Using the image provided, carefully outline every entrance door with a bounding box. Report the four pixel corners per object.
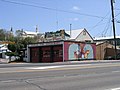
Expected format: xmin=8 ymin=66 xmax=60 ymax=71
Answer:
xmin=41 ymin=47 xmax=51 ymax=62
xmin=53 ymin=45 xmax=63 ymax=62
xmin=30 ymin=47 xmax=39 ymax=63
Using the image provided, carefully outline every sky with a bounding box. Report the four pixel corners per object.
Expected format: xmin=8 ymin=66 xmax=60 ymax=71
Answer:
xmin=0 ymin=0 xmax=120 ymax=37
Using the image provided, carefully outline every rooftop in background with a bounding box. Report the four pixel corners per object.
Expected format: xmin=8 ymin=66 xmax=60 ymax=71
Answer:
xmin=94 ymin=36 xmax=120 ymax=41
xmin=24 ymin=31 xmax=39 ymax=35
xmin=65 ymin=28 xmax=84 ymax=40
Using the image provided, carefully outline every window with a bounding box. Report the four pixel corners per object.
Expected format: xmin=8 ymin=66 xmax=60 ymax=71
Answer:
xmin=83 ymin=31 xmax=86 ymax=35
xmin=85 ymin=40 xmax=91 ymax=43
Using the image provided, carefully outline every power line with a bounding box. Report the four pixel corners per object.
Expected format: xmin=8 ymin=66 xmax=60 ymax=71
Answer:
xmin=0 ymin=0 xmax=109 ymax=19
xmin=94 ymin=18 xmax=111 ymax=37
xmin=89 ymin=12 xmax=110 ymax=31
xmin=102 ymin=17 xmax=111 ymax=36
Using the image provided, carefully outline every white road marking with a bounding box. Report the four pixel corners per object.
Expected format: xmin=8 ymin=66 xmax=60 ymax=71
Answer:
xmin=1 ymin=80 xmax=16 ymax=83
xmin=27 ymin=66 xmax=64 ymax=70
xmin=110 ymin=87 xmax=120 ymax=90
xmin=26 ymin=64 xmax=92 ymax=70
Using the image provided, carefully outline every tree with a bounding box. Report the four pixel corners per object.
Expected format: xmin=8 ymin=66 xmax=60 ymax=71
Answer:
xmin=0 ymin=29 xmax=6 ymax=41
xmin=6 ymin=43 xmax=18 ymax=62
xmin=22 ymin=37 xmax=36 ymax=48
xmin=6 ymin=36 xmax=37 ymax=62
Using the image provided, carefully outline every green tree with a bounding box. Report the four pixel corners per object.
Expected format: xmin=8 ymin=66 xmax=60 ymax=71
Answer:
xmin=0 ymin=29 xmax=6 ymax=41
xmin=22 ymin=37 xmax=36 ymax=48
xmin=6 ymin=36 xmax=37 ymax=62
xmin=8 ymin=43 xmax=16 ymax=52
xmin=6 ymin=43 xmax=18 ymax=62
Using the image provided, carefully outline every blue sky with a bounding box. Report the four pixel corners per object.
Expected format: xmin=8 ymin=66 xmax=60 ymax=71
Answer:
xmin=0 ymin=0 xmax=120 ymax=37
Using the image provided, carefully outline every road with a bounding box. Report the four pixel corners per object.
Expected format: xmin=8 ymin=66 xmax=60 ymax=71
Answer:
xmin=0 ymin=60 xmax=120 ymax=90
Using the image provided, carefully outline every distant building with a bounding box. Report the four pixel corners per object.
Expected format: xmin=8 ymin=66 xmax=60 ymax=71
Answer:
xmin=44 ymin=30 xmax=70 ymax=42
xmin=44 ymin=28 xmax=93 ymax=42
xmin=0 ymin=44 xmax=10 ymax=59
xmin=66 ymin=28 xmax=94 ymax=42
xmin=21 ymin=31 xmax=39 ymax=38
xmin=94 ymin=36 xmax=120 ymax=49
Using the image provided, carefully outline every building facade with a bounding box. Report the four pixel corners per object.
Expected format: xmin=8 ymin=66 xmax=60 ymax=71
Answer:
xmin=94 ymin=36 xmax=120 ymax=60
xmin=26 ymin=28 xmax=96 ymax=63
xmin=27 ymin=40 xmax=96 ymax=63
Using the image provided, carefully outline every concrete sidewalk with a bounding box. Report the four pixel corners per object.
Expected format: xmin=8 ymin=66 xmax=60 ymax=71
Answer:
xmin=1 ymin=59 xmax=120 ymax=65
xmin=8 ymin=59 xmax=120 ymax=65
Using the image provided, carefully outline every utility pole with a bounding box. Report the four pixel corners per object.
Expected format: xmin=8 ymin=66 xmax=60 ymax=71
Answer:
xmin=110 ymin=0 xmax=117 ymax=59
xmin=70 ymin=24 xmax=72 ymax=38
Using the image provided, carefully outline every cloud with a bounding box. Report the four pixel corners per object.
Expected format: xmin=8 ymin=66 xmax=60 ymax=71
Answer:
xmin=69 ymin=18 xmax=79 ymax=21
xmin=73 ymin=18 xmax=79 ymax=21
xmin=72 ymin=6 xmax=80 ymax=10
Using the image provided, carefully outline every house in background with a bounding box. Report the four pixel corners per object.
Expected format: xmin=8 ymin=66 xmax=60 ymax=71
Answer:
xmin=21 ymin=31 xmax=39 ymax=38
xmin=44 ymin=28 xmax=94 ymax=42
xmin=26 ymin=28 xmax=96 ymax=63
xmin=44 ymin=30 xmax=70 ymax=42
xmin=0 ymin=44 xmax=10 ymax=59
xmin=66 ymin=28 xmax=94 ymax=42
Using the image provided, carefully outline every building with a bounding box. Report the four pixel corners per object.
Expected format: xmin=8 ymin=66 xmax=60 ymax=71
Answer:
xmin=96 ymin=42 xmax=115 ymax=60
xmin=27 ymin=40 xmax=96 ymax=63
xmin=44 ymin=30 xmax=70 ymax=42
xmin=44 ymin=28 xmax=94 ymax=42
xmin=66 ymin=28 xmax=94 ymax=42
xmin=94 ymin=36 xmax=120 ymax=60
xmin=26 ymin=28 xmax=96 ymax=63
xmin=0 ymin=44 xmax=10 ymax=59
xmin=21 ymin=31 xmax=39 ymax=38
xmin=94 ymin=36 xmax=120 ymax=47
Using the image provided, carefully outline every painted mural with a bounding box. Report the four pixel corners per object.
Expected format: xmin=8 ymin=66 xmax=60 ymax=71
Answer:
xmin=64 ymin=42 xmax=96 ymax=61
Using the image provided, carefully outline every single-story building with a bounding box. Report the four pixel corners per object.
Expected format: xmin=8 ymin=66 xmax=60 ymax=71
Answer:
xmin=94 ymin=36 xmax=120 ymax=60
xmin=25 ymin=28 xmax=96 ymax=63
xmin=27 ymin=40 xmax=96 ymax=63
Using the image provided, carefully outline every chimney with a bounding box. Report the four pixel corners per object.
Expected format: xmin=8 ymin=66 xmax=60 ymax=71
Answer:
xmin=36 ymin=25 xmax=38 ymax=33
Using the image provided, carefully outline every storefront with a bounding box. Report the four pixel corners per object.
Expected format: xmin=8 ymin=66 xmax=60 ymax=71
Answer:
xmin=27 ymin=40 xmax=96 ymax=63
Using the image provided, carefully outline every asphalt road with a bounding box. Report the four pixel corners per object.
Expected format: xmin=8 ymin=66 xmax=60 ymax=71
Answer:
xmin=0 ymin=61 xmax=120 ymax=90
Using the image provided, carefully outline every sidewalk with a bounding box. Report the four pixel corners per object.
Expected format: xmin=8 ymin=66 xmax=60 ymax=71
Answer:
xmin=1 ymin=59 xmax=120 ymax=65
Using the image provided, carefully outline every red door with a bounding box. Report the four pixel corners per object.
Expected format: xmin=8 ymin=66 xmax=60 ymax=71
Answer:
xmin=41 ymin=47 xmax=51 ymax=62
xmin=53 ymin=45 xmax=63 ymax=62
xmin=30 ymin=47 xmax=39 ymax=63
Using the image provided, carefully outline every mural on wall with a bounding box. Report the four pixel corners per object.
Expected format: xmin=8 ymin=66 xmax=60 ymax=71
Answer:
xmin=68 ymin=43 xmax=94 ymax=60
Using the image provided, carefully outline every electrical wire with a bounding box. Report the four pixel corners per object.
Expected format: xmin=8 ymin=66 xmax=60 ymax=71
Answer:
xmin=89 ymin=12 xmax=110 ymax=31
xmin=102 ymin=17 xmax=111 ymax=36
xmin=0 ymin=0 xmax=109 ymax=19
xmin=94 ymin=16 xmax=111 ymax=37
